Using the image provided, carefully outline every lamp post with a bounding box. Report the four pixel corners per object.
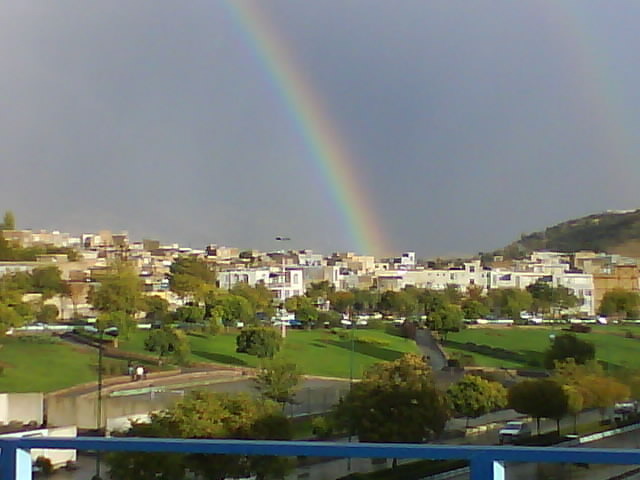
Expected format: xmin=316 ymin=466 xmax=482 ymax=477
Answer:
xmin=275 ymin=237 xmax=290 ymax=338
xmin=94 ymin=326 xmax=118 ymax=480
xmin=347 ymin=307 xmax=355 ymax=472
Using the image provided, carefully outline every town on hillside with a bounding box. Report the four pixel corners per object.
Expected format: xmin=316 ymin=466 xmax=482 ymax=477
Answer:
xmin=2 ymin=211 xmax=640 ymax=479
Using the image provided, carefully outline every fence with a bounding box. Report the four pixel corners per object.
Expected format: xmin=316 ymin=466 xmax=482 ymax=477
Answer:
xmin=2 ymin=437 xmax=640 ymax=480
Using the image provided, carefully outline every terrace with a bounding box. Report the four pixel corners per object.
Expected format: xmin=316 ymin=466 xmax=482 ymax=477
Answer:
xmin=1 ymin=437 xmax=640 ymax=480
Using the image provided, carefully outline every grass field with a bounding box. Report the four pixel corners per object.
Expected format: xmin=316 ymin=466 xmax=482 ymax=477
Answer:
xmin=444 ymin=324 xmax=640 ymax=370
xmin=119 ymin=328 xmax=419 ymax=378
xmin=0 ymin=336 xmax=100 ymax=392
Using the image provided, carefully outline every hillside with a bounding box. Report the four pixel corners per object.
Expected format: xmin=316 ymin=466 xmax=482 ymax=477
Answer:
xmin=495 ymin=209 xmax=640 ymax=259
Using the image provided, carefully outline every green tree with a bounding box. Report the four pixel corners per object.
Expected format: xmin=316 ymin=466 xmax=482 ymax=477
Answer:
xmin=333 ymin=353 xmax=449 ymax=466
xmin=317 ymin=310 xmax=342 ymax=328
xmin=96 ymin=311 xmax=136 ymax=340
xmin=508 ymin=379 xmax=568 ymax=433
xmin=211 ymin=294 xmax=254 ymax=327
xmin=488 ymin=288 xmax=533 ymax=322
xmin=379 ymin=290 xmax=419 ymax=318
xmin=0 ymin=304 xmax=24 ymax=335
xmin=1 ymin=211 xmax=15 ymax=230
xmin=551 ymin=286 xmax=580 ymax=316
xmin=89 ymin=262 xmax=144 ymax=315
xmin=174 ymin=305 xmax=206 ymax=324
xmin=144 ymin=327 xmax=191 ymax=365
xmin=599 ymin=289 xmax=640 ymax=319
xmin=230 ymin=283 xmax=275 ymax=320
xmin=352 ymin=289 xmax=380 ymax=313
xmin=563 ymin=385 xmax=584 ymax=434
xmin=544 ymin=333 xmax=595 ymax=369
xmin=31 ymin=266 xmax=66 ymax=299
xmin=526 ymin=281 xmax=553 ymax=315
xmin=305 ymin=281 xmax=335 ymax=302
xmin=36 ymin=304 xmax=59 ymax=323
xmin=446 ymin=375 xmax=507 ymax=427
xmin=236 ymin=327 xmax=282 ymax=358
xmin=552 ymin=358 xmax=629 ymax=420
xmin=284 ymin=296 xmax=318 ymax=328
xmin=107 ymin=391 xmax=293 ymax=480
xmin=169 ymin=257 xmax=215 ymax=299
xmin=144 ymin=296 xmax=170 ymax=325
xmin=329 ymin=291 xmax=355 ymax=314
xmin=461 ymin=299 xmax=489 ymax=320
xmin=442 ymin=285 xmax=463 ymax=305
xmin=429 ymin=304 xmax=463 ymax=339
xmin=254 ymin=357 xmax=302 ymax=407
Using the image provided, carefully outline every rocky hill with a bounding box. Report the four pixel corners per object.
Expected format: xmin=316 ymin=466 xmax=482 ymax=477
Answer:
xmin=493 ymin=209 xmax=640 ymax=259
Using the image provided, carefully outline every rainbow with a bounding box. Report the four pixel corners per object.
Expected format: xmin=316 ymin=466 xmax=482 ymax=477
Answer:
xmin=223 ymin=1 xmax=391 ymax=257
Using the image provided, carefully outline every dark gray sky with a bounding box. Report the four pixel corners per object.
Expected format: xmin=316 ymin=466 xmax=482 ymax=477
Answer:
xmin=2 ymin=1 xmax=640 ymax=257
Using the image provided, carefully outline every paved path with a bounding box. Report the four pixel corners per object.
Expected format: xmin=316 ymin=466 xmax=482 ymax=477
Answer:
xmin=415 ymin=329 xmax=447 ymax=370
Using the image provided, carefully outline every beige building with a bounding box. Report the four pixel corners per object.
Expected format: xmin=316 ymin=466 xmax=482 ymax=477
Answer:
xmin=593 ymin=264 xmax=640 ymax=313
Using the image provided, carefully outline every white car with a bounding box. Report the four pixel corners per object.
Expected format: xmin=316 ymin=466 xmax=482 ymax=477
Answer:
xmin=498 ymin=421 xmax=532 ymax=444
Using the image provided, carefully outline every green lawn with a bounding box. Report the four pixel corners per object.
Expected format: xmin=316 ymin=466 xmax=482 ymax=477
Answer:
xmin=444 ymin=325 xmax=640 ymax=370
xmin=0 ymin=336 xmax=100 ymax=392
xmin=119 ymin=328 xmax=419 ymax=378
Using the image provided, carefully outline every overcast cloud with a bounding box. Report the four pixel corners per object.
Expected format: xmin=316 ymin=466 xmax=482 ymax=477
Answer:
xmin=1 ymin=1 xmax=639 ymax=257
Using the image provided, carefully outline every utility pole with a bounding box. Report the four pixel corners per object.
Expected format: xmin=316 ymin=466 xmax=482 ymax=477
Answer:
xmin=94 ymin=329 xmax=104 ymax=480
xmin=275 ymin=236 xmax=291 ymax=338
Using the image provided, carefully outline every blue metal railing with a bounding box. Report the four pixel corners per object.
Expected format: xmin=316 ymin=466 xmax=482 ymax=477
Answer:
xmin=2 ymin=437 xmax=640 ymax=480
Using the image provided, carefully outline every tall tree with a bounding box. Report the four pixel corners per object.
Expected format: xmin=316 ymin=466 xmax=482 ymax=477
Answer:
xmin=544 ymin=333 xmax=595 ymax=369
xmin=254 ymin=357 xmax=302 ymax=407
xmin=0 ymin=304 xmax=24 ymax=335
xmin=487 ymin=288 xmax=533 ymax=322
xmin=210 ymin=294 xmax=254 ymax=327
xmin=107 ymin=391 xmax=293 ymax=480
xmin=236 ymin=327 xmax=282 ymax=359
xmin=31 ymin=266 xmax=66 ymax=300
xmin=599 ymin=289 xmax=640 ymax=319
xmin=429 ymin=304 xmax=464 ymax=339
xmin=333 ymin=354 xmax=449 ymax=459
xmin=144 ymin=327 xmax=191 ymax=365
xmin=169 ymin=256 xmax=215 ymax=300
xmin=230 ymin=283 xmax=275 ymax=320
xmin=446 ymin=375 xmax=507 ymax=427
xmin=526 ymin=281 xmax=553 ymax=315
xmin=508 ymin=379 xmax=568 ymax=433
xmin=89 ymin=262 xmax=144 ymax=315
xmin=1 ymin=210 xmax=15 ymax=230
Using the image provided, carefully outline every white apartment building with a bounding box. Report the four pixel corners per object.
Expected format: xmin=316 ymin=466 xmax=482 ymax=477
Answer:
xmin=267 ymin=267 xmax=305 ymax=300
xmin=217 ymin=268 xmax=271 ymax=290
xmin=218 ymin=267 xmax=304 ymax=301
xmin=295 ymin=250 xmax=325 ymax=267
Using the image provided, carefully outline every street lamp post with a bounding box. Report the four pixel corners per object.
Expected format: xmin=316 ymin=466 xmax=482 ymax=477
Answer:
xmin=94 ymin=329 xmax=104 ymax=480
xmin=94 ymin=327 xmax=118 ymax=480
xmin=275 ymin=237 xmax=290 ymax=338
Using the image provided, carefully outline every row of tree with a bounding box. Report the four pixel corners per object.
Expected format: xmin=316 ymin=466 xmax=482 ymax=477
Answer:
xmin=105 ymin=340 xmax=635 ymax=478
xmin=0 ymin=266 xmax=69 ymax=333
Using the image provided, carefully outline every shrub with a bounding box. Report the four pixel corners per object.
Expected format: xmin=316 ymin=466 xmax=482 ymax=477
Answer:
xmin=568 ymin=324 xmax=592 ymax=334
xmin=356 ymin=337 xmax=390 ymax=347
xmin=35 ymin=456 xmax=53 ymax=475
xmin=311 ymin=416 xmax=335 ymax=439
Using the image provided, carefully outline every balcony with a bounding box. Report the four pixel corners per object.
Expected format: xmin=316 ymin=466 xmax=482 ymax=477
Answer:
xmin=2 ymin=437 xmax=640 ymax=480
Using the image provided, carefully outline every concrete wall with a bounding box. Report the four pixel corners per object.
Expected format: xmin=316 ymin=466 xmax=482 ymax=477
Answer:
xmin=0 ymin=393 xmax=43 ymax=425
xmin=47 ymin=392 xmax=177 ymax=430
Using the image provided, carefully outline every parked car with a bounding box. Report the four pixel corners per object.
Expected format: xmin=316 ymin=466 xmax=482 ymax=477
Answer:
xmin=614 ymin=401 xmax=638 ymax=423
xmin=498 ymin=421 xmax=532 ymax=444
